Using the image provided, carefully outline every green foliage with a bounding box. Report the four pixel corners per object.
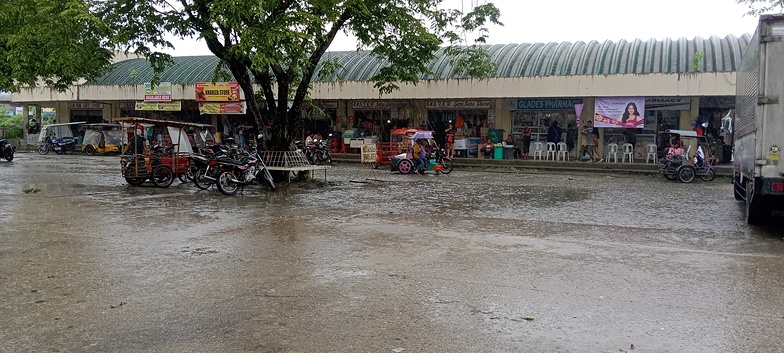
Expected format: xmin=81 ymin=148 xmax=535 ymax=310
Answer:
xmin=0 ymin=0 xmax=114 ymax=92
xmin=692 ymin=51 xmax=705 ymax=72
xmin=23 ymin=187 xmax=41 ymax=194
xmin=736 ymin=0 xmax=784 ymax=15
xmin=0 ymin=114 xmax=23 ymax=139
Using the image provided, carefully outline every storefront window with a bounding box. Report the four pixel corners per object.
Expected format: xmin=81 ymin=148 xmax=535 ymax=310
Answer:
xmin=511 ymin=111 xmax=576 ymax=142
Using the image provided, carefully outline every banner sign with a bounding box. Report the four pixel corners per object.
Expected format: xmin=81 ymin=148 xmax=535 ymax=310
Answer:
xmin=68 ymin=102 xmax=104 ymax=110
xmin=198 ymin=102 xmax=247 ymax=115
xmin=135 ymin=101 xmax=182 ymax=111
xmin=426 ymin=100 xmax=491 ymax=110
xmin=512 ymin=98 xmax=584 ymax=111
xmin=351 ymin=101 xmax=409 ymax=110
xmin=594 ymin=97 xmax=645 ymax=128
xmin=143 ymin=82 xmax=172 ymax=102
xmin=574 ymin=103 xmax=584 ymax=125
xmin=195 ymin=82 xmax=240 ymax=101
xmin=645 ymin=97 xmax=690 ymax=110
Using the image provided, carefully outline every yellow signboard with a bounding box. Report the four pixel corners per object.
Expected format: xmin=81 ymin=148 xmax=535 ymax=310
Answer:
xmin=195 ymin=82 xmax=240 ymax=101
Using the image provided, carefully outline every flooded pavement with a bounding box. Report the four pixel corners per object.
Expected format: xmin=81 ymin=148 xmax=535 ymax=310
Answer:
xmin=1 ymin=154 xmax=783 ymax=353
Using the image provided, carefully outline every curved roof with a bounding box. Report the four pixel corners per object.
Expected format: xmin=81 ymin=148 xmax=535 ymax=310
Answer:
xmin=87 ymin=34 xmax=751 ymax=85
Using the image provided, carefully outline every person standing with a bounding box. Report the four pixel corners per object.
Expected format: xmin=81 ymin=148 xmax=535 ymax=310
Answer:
xmin=581 ymin=122 xmax=602 ymax=162
xmin=445 ymin=122 xmax=455 ymax=158
xmin=566 ymin=123 xmax=577 ymax=155
xmin=521 ymin=123 xmax=532 ymax=160
xmin=547 ymin=120 xmax=562 ymax=144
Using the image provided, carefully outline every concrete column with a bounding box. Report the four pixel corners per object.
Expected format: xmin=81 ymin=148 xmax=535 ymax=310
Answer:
xmin=35 ymin=104 xmax=41 ymax=126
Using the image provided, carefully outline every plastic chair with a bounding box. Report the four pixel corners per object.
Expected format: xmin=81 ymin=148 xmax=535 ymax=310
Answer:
xmin=556 ymin=142 xmax=568 ymax=161
xmin=606 ymin=143 xmax=619 ymax=163
xmin=532 ymin=142 xmax=544 ymax=160
xmin=622 ymin=143 xmax=634 ymax=163
xmin=645 ymin=144 xmax=657 ymax=163
xmin=546 ymin=142 xmax=557 ymax=160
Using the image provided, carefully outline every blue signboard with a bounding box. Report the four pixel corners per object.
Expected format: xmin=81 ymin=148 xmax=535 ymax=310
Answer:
xmin=514 ymin=98 xmax=583 ymax=111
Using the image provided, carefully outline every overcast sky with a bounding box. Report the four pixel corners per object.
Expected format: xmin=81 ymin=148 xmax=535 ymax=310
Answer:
xmin=162 ymin=0 xmax=763 ymax=56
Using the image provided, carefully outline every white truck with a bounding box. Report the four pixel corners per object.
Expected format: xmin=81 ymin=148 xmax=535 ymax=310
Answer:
xmin=734 ymin=14 xmax=784 ymax=224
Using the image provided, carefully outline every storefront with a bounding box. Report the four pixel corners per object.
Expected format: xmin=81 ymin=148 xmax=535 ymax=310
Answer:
xmin=303 ymin=100 xmax=338 ymax=139
xmin=69 ymin=102 xmax=105 ymax=124
xmin=350 ymin=100 xmax=411 ymax=143
xmin=507 ymin=98 xmax=583 ymax=143
xmin=426 ymin=99 xmax=491 ymax=146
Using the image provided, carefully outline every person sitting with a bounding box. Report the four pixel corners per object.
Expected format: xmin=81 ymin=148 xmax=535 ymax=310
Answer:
xmin=668 ymin=141 xmax=685 ymax=159
xmin=482 ymin=138 xmax=495 ymax=159
xmin=505 ymin=134 xmax=520 ymax=159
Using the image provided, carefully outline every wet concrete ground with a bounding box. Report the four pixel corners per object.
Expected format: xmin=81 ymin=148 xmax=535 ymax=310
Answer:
xmin=1 ymin=154 xmax=783 ymax=353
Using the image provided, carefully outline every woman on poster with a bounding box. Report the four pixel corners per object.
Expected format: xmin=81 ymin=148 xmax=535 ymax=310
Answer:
xmin=620 ymin=102 xmax=643 ymax=128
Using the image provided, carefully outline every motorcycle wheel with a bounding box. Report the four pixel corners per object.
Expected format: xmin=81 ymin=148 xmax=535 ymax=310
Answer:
xmin=84 ymin=145 xmax=96 ymax=156
xmin=700 ymin=168 xmax=716 ymax=182
xmin=677 ymin=165 xmax=695 ymax=183
xmin=64 ymin=144 xmax=74 ymax=155
xmin=193 ymin=168 xmax=214 ymax=190
xmin=216 ymin=171 xmax=239 ymax=195
xmin=151 ymin=165 xmax=174 ymax=188
xmin=440 ymin=158 xmax=454 ymax=174
xmin=5 ymin=154 xmax=13 ymax=161
xmin=323 ymin=152 xmax=332 ymax=164
xmin=371 ymin=162 xmax=380 ymax=169
xmin=397 ymin=159 xmax=414 ymax=174
xmin=37 ymin=145 xmax=49 ymax=155
xmin=124 ymin=163 xmax=146 ymax=186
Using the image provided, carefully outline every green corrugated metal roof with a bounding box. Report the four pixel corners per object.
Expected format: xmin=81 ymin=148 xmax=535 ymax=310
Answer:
xmin=87 ymin=35 xmax=751 ymax=85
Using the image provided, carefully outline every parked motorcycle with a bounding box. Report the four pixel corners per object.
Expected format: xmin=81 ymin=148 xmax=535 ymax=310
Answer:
xmin=214 ymin=151 xmax=276 ymax=195
xmin=0 ymin=139 xmax=16 ymax=161
xmin=38 ymin=136 xmax=76 ymax=155
xmin=311 ymin=140 xmax=332 ymax=165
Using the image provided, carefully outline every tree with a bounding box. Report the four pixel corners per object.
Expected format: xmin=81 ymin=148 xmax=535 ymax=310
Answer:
xmin=96 ymin=0 xmax=502 ymax=150
xmin=736 ymin=0 xmax=784 ymax=15
xmin=0 ymin=0 xmax=114 ymax=92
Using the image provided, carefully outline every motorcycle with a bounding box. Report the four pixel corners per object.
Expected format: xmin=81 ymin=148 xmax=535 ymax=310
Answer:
xmin=214 ymin=151 xmax=276 ymax=195
xmin=312 ymin=140 xmax=332 ymax=165
xmin=38 ymin=136 xmax=76 ymax=155
xmin=0 ymin=139 xmax=16 ymax=161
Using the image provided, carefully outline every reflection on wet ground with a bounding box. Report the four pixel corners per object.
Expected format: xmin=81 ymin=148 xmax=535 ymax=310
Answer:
xmin=1 ymin=154 xmax=783 ymax=352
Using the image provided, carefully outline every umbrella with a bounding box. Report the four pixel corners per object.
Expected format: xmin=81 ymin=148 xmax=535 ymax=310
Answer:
xmin=410 ymin=130 xmax=434 ymax=139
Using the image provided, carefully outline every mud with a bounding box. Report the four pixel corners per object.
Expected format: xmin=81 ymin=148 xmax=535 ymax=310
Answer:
xmin=1 ymin=154 xmax=783 ymax=352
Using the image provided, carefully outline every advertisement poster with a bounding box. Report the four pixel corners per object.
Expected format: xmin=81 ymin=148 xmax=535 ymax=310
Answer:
xmin=594 ymin=97 xmax=645 ymax=128
xmin=198 ymin=102 xmax=246 ymax=115
xmin=195 ymin=82 xmax=240 ymax=101
xmin=143 ymin=82 xmax=172 ymax=101
xmin=135 ymin=101 xmax=182 ymax=111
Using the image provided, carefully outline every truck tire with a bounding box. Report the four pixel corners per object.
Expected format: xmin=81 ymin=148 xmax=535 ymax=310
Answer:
xmin=734 ymin=177 xmax=744 ymax=201
xmin=746 ymin=185 xmax=769 ymax=225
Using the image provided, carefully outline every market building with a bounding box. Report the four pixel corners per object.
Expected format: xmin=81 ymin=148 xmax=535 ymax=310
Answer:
xmin=9 ymin=34 xmax=748 ymax=157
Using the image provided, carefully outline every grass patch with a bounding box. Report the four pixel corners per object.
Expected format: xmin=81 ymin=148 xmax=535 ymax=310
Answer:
xmin=23 ymin=187 xmax=41 ymax=194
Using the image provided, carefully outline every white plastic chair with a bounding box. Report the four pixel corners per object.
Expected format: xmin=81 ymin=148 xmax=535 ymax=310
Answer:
xmin=645 ymin=144 xmax=657 ymax=163
xmin=606 ymin=143 xmax=619 ymax=163
xmin=622 ymin=143 xmax=634 ymax=163
xmin=532 ymin=142 xmax=544 ymax=160
xmin=556 ymin=142 xmax=568 ymax=161
xmin=546 ymin=142 xmax=557 ymax=160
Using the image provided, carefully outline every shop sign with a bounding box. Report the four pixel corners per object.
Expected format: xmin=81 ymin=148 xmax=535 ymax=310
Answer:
xmin=198 ymin=102 xmax=246 ymax=115
xmin=68 ymin=102 xmax=104 ymax=110
xmin=143 ymin=82 xmax=172 ymax=102
xmin=135 ymin=101 xmax=182 ymax=111
xmin=512 ymin=98 xmax=583 ymax=111
xmin=426 ymin=100 xmax=491 ymax=110
xmin=645 ymin=97 xmax=690 ymax=110
xmin=315 ymin=101 xmax=338 ymax=109
xmin=195 ymin=82 xmax=240 ymax=101
xmin=351 ymin=101 xmax=409 ymax=110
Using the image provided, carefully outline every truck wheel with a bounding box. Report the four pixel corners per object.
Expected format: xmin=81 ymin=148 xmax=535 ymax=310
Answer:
xmin=746 ymin=185 xmax=769 ymax=225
